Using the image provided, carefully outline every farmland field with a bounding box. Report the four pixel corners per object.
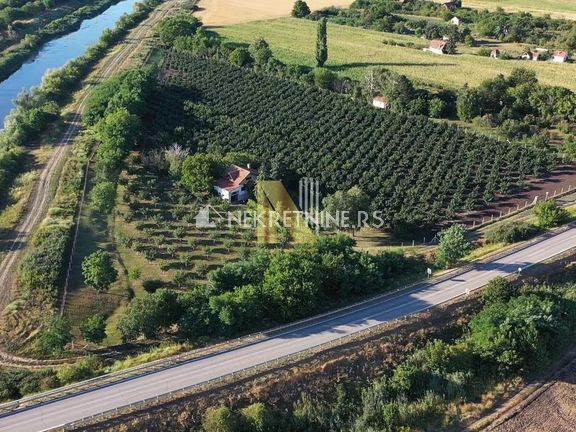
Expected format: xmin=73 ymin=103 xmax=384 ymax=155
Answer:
xmin=113 ymin=155 xmax=257 ymax=291
xmin=197 ymin=0 xmax=353 ymax=25
xmin=150 ymin=49 xmax=552 ymax=227
xmin=217 ymin=18 xmax=576 ymax=91
xmin=464 ymin=0 xmax=576 ymax=20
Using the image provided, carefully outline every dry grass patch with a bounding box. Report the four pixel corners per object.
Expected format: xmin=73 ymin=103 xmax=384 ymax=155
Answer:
xmin=463 ymin=0 xmax=576 ymax=20
xmin=197 ymin=0 xmax=353 ymax=25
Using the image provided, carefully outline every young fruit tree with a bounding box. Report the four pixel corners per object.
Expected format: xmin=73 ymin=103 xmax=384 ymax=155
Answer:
xmin=436 ymin=224 xmax=471 ymax=268
xmin=82 ymin=250 xmax=118 ymax=292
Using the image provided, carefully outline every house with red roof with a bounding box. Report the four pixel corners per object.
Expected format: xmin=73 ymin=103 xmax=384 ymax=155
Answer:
xmin=214 ymin=164 xmax=257 ymax=203
xmin=425 ymin=39 xmax=448 ymax=55
xmin=553 ymin=50 xmax=570 ymax=63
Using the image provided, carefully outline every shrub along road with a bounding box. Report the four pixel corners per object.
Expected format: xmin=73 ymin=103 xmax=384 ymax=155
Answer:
xmin=1 ymin=225 xmax=575 ymax=432
xmin=0 ymin=0 xmax=175 ymax=312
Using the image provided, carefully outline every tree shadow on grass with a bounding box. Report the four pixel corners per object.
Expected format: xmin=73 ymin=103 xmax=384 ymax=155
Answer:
xmin=329 ymin=61 xmax=458 ymax=72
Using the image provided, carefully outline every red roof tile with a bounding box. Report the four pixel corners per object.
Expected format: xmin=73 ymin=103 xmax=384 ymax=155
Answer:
xmin=429 ymin=39 xmax=447 ymax=50
xmin=215 ymin=165 xmax=256 ymax=192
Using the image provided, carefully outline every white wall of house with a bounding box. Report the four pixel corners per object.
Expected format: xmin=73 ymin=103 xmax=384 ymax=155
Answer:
xmin=427 ymin=48 xmax=445 ymax=55
xmin=214 ymin=186 xmax=231 ymax=200
xmin=553 ymin=55 xmax=568 ymax=63
xmin=214 ymin=185 xmax=249 ymax=202
xmin=372 ymin=99 xmax=389 ymax=109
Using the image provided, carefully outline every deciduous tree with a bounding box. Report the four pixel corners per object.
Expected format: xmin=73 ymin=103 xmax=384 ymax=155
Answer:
xmin=82 ymin=250 xmax=118 ymax=292
xmin=292 ymin=0 xmax=311 ymax=18
xmin=80 ymin=314 xmax=107 ymax=344
xmin=436 ymin=224 xmax=471 ymax=268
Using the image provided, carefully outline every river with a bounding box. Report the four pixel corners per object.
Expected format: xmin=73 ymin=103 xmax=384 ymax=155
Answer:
xmin=0 ymin=0 xmax=141 ymax=126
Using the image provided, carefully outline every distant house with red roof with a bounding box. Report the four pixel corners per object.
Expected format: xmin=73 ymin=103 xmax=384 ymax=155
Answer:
xmin=214 ymin=164 xmax=257 ymax=203
xmin=553 ymin=50 xmax=570 ymax=63
xmin=425 ymin=39 xmax=449 ymax=55
xmin=372 ymin=96 xmax=390 ymax=110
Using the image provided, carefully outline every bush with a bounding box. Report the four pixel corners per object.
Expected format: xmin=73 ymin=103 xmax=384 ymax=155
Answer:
xmin=477 ymin=48 xmax=492 ymax=57
xmin=313 ymin=67 xmax=337 ymax=90
xmin=203 ymin=406 xmax=244 ymax=432
xmin=158 ymin=14 xmax=202 ymax=45
xmin=18 ymin=225 xmax=70 ymax=296
xmin=485 ymin=221 xmax=539 ymax=244
xmin=0 ymin=369 xmax=57 ymax=402
xmin=82 ymin=250 xmax=118 ymax=292
xmin=534 ymin=200 xmax=570 ymax=228
xmin=128 ymin=267 xmax=141 ymax=280
xmin=229 ymin=48 xmax=252 ymax=67
xmin=482 ymin=277 xmax=518 ymax=304
xmin=470 ymin=294 xmax=570 ymax=371
xmin=56 ymin=356 xmax=103 ymax=384
xmin=436 ymin=224 xmax=471 ymax=268
xmin=35 ymin=315 xmax=72 ymax=356
xmin=80 ymin=314 xmax=107 ymax=344
xmin=292 ymin=0 xmax=311 ymax=18
xmin=118 ymin=289 xmax=182 ymax=340
xmin=428 ymin=97 xmax=447 ymax=118
xmin=90 ymin=181 xmax=117 ymax=213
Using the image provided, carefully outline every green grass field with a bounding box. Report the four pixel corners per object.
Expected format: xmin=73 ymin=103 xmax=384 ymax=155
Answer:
xmin=464 ymin=0 xmax=576 ymax=20
xmin=217 ymin=18 xmax=576 ymax=91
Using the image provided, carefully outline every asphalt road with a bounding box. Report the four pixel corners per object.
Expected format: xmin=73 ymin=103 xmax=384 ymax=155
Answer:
xmin=1 ymin=226 xmax=575 ymax=432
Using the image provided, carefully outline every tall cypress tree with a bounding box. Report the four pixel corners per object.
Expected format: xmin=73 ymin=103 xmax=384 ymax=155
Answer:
xmin=316 ymin=18 xmax=328 ymax=67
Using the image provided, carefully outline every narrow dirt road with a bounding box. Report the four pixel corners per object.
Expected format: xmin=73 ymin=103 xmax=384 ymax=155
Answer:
xmin=0 ymin=1 xmax=175 ymax=313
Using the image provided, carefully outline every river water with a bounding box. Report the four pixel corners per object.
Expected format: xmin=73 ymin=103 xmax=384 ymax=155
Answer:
xmin=0 ymin=0 xmax=141 ymax=126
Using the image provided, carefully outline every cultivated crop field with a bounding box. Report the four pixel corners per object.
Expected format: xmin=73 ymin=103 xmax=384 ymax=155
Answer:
xmin=151 ymin=50 xmax=552 ymax=227
xmin=114 ymin=154 xmax=256 ymax=291
xmin=197 ymin=0 xmax=353 ymax=25
xmin=217 ymin=18 xmax=576 ymax=91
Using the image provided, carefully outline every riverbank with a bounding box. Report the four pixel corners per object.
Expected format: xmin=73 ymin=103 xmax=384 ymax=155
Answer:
xmin=0 ymin=0 xmax=127 ymax=84
xmin=0 ymin=0 xmax=143 ymax=125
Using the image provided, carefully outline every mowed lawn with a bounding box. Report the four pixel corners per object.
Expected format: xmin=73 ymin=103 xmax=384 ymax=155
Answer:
xmin=463 ymin=0 xmax=576 ymax=20
xmin=218 ymin=18 xmax=576 ymax=91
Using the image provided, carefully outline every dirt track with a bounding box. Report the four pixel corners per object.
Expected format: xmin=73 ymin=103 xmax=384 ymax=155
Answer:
xmin=490 ymin=359 xmax=576 ymax=432
xmin=0 ymin=0 xmax=176 ymax=362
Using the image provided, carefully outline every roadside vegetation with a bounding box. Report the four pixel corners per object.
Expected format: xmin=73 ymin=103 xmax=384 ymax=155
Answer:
xmin=169 ymin=277 xmax=576 ymax=432
xmin=117 ymin=235 xmax=422 ymax=341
